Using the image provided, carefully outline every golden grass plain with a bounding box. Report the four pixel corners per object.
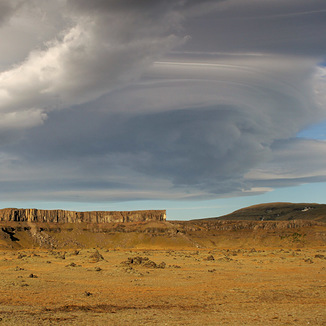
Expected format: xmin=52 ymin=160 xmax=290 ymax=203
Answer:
xmin=0 ymin=247 xmax=325 ymax=325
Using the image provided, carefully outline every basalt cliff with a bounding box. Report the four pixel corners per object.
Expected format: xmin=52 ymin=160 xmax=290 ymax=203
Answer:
xmin=0 ymin=208 xmax=166 ymax=224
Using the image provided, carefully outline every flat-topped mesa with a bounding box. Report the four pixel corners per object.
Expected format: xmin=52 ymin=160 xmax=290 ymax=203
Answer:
xmin=0 ymin=208 xmax=166 ymax=223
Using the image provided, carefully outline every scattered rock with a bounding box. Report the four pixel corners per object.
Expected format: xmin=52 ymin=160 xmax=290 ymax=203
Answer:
xmin=315 ymin=254 xmax=325 ymax=259
xmin=14 ymin=266 xmax=24 ymax=271
xmin=50 ymin=251 xmax=66 ymax=259
xmin=94 ymin=267 xmax=102 ymax=271
xmin=124 ymin=267 xmax=143 ymax=276
xmin=84 ymin=291 xmax=92 ymax=297
xmin=121 ymin=256 xmax=164 ymax=269
xmin=66 ymin=262 xmax=77 ymax=267
xmin=28 ymin=273 xmax=38 ymax=278
xmin=142 ymin=260 xmax=157 ymax=268
xmin=17 ymin=253 xmax=27 ymax=259
xmin=157 ymin=262 xmax=166 ymax=269
xmin=89 ymin=250 xmax=104 ymax=263
xmin=204 ymin=255 xmax=215 ymax=261
xmin=133 ymin=256 xmax=148 ymax=265
xmin=51 ymin=251 xmax=66 ymax=259
xmin=121 ymin=256 xmax=147 ymax=266
xmin=31 ymin=253 xmax=40 ymax=257
xmin=304 ymin=258 xmax=313 ymax=264
xmin=217 ymin=256 xmax=233 ymax=262
xmin=67 ymin=250 xmax=80 ymax=256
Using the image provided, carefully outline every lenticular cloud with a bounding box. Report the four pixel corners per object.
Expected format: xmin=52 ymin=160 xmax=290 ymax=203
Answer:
xmin=0 ymin=0 xmax=326 ymax=202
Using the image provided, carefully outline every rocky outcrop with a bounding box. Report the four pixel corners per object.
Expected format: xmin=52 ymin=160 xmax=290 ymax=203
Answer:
xmin=175 ymin=219 xmax=325 ymax=232
xmin=0 ymin=208 xmax=166 ymax=223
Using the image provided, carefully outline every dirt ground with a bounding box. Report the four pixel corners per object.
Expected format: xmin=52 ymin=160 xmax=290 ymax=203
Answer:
xmin=0 ymin=248 xmax=325 ymax=325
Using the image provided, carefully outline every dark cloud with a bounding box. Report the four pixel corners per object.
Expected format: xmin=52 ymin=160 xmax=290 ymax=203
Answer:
xmin=0 ymin=2 xmax=17 ymax=26
xmin=68 ymin=0 xmax=220 ymax=13
xmin=16 ymin=106 xmax=268 ymax=180
xmin=245 ymin=138 xmax=326 ymax=189
xmin=6 ymin=101 xmax=326 ymax=201
xmin=182 ymin=0 xmax=326 ymax=55
xmin=0 ymin=1 xmax=28 ymax=27
xmin=68 ymin=0 xmax=172 ymax=13
xmin=0 ymin=4 xmax=12 ymax=25
xmin=67 ymin=0 xmax=224 ymax=41
xmin=1 ymin=0 xmax=326 ymax=202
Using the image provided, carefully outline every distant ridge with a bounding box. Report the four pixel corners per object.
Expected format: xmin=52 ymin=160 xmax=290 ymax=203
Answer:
xmin=0 ymin=204 xmax=325 ymax=250
xmin=195 ymin=202 xmax=326 ymax=223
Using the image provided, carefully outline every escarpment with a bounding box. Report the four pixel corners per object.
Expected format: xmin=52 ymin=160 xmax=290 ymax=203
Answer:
xmin=0 ymin=208 xmax=166 ymax=223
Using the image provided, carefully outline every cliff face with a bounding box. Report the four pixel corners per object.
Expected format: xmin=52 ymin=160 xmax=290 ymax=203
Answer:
xmin=0 ymin=208 xmax=166 ymax=223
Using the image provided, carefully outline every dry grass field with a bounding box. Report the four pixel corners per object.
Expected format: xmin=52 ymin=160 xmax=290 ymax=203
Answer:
xmin=0 ymin=247 xmax=325 ymax=325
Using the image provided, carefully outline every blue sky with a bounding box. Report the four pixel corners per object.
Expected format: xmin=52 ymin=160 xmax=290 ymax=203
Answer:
xmin=0 ymin=1 xmax=326 ymax=220
xmin=297 ymin=120 xmax=326 ymax=140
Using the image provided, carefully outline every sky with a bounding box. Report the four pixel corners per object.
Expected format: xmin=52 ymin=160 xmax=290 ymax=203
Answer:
xmin=1 ymin=0 xmax=326 ymax=220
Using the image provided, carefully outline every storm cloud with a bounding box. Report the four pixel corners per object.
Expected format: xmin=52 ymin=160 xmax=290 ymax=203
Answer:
xmin=0 ymin=0 xmax=326 ymax=203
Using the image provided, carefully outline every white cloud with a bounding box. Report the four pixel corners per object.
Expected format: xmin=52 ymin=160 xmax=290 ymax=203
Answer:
xmin=0 ymin=1 xmax=24 ymax=26
xmin=0 ymin=0 xmax=190 ymax=138
xmin=314 ymin=65 xmax=326 ymax=108
xmin=0 ymin=110 xmax=46 ymax=130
